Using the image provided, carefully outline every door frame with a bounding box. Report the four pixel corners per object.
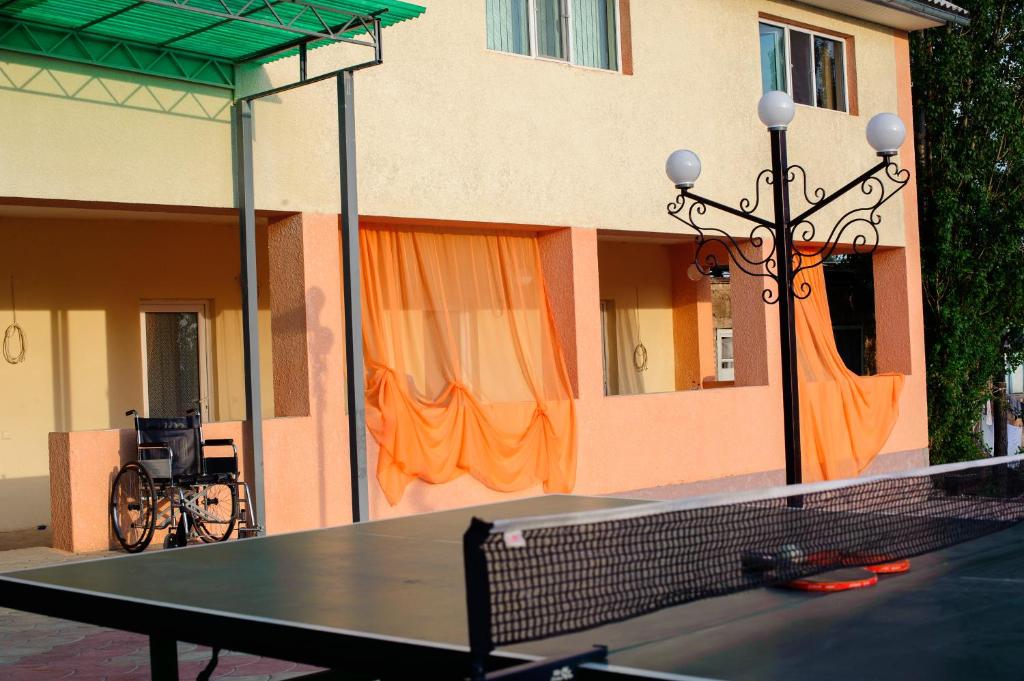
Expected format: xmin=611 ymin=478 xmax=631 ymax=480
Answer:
xmin=139 ymin=301 xmax=214 ymax=421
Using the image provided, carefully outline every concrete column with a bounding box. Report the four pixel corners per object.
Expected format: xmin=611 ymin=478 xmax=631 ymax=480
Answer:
xmin=731 ymin=245 xmax=772 ymax=388
xmin=538 ymin=228 xmax=580 ymax=397
xmin=262 ymin=213 xmax=351 ymax=532
xmin=671 ymin=243 xmax=714 ymax=390
xmin=873 ymin=248 xmax=913 ymax=376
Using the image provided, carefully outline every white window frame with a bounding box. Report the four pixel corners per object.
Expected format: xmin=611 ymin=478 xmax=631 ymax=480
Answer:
xmin=716 ymin=328 xmax=735 ymax=382
xmin=140 ymin=301 xmax=214 ymax=422
xmin=759 ymin=19 xmax=850 ymax=114
xmin=600 ymin=299 xmax=613 ymax=395
xmin=485 ymin=0 xmax=622 ymax=73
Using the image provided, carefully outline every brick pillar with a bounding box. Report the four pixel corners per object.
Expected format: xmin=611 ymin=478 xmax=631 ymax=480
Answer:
xmin=268 ymin=215 xmax=311 ymax=417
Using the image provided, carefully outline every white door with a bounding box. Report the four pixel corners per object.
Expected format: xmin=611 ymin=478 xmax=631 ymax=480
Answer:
xmin=716 ymin=328 xmax=735 ymax=381
xmin=140 ymin=302 xmax=213 ymax=420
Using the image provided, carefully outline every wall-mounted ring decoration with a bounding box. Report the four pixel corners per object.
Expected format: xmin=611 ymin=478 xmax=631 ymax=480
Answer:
xmin=4 ymin=276 xmax=26 ymax=365
xmin=632 ymin=288 xmax=648 ymax=373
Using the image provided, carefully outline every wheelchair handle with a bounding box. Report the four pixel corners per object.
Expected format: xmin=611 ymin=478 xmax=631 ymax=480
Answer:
xmin=126 ymin=409 xmax=137 ymax=417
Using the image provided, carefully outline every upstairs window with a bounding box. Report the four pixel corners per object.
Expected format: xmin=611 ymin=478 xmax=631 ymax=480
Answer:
xmin=486 ymin=0 xmax=619 ymax=71
xmin=759 ymin=20 xmax=848 ymax=113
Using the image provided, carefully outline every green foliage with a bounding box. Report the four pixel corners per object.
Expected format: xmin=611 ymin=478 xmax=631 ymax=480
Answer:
xmin=911 ymin=1 xmax=1024 ymax=462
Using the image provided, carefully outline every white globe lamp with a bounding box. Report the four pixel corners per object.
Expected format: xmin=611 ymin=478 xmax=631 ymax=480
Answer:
xmin=666 ymin=149 xmax=702 ymax=188
xmin=866 ymin=113 xmax=906 ymax=156
xmin=757 ymin=91 xmax=796 ymax=130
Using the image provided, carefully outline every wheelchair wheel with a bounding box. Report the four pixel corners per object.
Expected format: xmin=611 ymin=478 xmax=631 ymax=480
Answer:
xmin=194 ymin=482 xmax=238 ymax=543
xmin=110 ymin=462 xmax=156 ymax=553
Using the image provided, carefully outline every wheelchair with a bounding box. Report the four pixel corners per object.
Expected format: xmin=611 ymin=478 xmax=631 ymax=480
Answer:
xmin=109 ymin=408 xmax=261 ymax=552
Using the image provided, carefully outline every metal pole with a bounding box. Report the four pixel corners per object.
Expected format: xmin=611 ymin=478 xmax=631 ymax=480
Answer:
xmin=769 ymin=128 xmax=802 ymax=486
xmin=338 ymin=70 xmax=369 ymax=522
xmin=233 ymin=100 xmax=267 ymax=532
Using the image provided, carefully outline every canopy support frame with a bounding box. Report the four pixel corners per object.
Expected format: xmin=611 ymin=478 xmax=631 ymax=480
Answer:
xmin=234 ymin=24 xmax=381 ymax=530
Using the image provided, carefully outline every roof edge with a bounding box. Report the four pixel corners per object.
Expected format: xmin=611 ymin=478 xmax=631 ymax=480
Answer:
xmin=873 ymin=0 xmax=970 ymax=27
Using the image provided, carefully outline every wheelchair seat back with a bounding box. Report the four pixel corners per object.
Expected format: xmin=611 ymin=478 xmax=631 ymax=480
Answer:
xmin=136 ymin=414 xmax=201 ymax=479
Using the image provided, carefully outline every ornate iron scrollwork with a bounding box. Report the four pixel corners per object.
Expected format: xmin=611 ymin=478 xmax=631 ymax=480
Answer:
xmin=666 ymin=158 xmax=909 ymax=304
xmin=790 ymin=160 xmax=910 ymax=288
xmin=786 ymin=164 xmax=826 ymax=209
xmin=739 ymin=169 xmax=774 ymax=216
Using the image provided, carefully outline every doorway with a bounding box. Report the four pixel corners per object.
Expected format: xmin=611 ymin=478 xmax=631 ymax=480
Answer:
xmin=140 ymin=302 xmax=213 ymax=420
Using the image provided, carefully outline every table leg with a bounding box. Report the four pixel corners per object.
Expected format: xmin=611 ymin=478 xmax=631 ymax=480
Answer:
xmin=149 ymin=635 xmax=179 ymax=681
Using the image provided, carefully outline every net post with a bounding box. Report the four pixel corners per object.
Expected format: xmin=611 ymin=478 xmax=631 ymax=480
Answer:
xmin=464 ymin=518 xmax=495 ymax=681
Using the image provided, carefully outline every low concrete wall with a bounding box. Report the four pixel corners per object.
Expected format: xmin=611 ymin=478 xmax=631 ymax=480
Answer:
xmin=49 ymin=417 xmax=351 ymax=553
xmin=612 ymin=447 xmax=930 ymax=500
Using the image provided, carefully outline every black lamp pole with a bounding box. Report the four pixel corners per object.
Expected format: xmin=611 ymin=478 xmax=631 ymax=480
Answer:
xmin=768 ymin=128 xmax=803 ymax=485
xmin=665 ymin=95 xmax=910 ymax=486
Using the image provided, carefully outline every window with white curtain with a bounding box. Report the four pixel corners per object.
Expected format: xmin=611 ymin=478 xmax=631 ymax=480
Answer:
xmin=758 ymin=20 xmax=848 ymax=113
xmin=486 ymin=0 xmax=619 ymax=71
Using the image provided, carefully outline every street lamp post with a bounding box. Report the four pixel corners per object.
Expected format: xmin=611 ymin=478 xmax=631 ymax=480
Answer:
xmin=665 ymin=91 xmax=910 ymax=485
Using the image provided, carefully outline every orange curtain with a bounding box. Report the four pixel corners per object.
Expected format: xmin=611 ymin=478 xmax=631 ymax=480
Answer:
xmin=795 ymin=257 xmax=904 ymax=481
xmin=360 ymin=227 xmax=577 ymax=505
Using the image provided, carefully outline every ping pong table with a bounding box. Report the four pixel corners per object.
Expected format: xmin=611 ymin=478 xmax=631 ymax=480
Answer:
xmin=1 ymin=492 xmax=1023 ymax=681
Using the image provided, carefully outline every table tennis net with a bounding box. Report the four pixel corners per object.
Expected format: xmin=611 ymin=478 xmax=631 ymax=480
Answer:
xmin=463 ymin=456 xmax=1024 ymax=650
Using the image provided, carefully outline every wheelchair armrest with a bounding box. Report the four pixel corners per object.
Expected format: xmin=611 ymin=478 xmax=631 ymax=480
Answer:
xmin=201 ymin=439 xmax=238 ymax=477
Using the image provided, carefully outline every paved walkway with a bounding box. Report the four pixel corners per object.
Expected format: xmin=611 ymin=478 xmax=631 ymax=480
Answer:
xmin=0 ymin=544 xmax=323 ymax=681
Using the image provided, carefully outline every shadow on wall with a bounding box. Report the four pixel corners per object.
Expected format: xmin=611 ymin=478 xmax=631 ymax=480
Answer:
xmin=0 ymin=51 xmax=232 ymax=122
xmin=307 ymin=286 xmax=334 ymax=527
xmin=0 ymin=475 xmax=52 ymax=531
xmin=50 ymin=309 xmax=71 ymax=432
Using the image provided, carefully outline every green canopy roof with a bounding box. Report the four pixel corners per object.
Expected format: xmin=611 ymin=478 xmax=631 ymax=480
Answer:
xmin=0 ymin=0 xmax=425 ymax=89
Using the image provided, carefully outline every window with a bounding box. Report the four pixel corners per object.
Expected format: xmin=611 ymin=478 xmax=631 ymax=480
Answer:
xmin=600 ymin=299 xmax=618 ymax=395
xmin=140 ymin=302 xmax=212 ymax=420
xmin=759 ymin=20 xmax=848 ymax=113
xmin=486 ymin=0 xmax=619 ymax=71
xmin=711 ymin=267 xmax=734 ymax=383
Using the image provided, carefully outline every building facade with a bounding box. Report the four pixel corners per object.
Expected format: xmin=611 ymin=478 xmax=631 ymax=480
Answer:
xmin=0 ymin=0 xmax=963 ymax=548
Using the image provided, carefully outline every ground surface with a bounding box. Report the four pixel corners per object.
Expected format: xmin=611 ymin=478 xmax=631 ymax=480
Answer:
xmin=0 ymin=536 xmax=323 ymax=681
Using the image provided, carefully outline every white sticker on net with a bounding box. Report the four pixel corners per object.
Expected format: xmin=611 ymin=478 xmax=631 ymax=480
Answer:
xmin=503 ymin=530 xmax=527 ymax=548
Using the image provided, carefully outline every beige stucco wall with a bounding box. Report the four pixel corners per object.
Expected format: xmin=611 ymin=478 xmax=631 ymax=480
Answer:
xmin=0 ymin=214 xmax=274 ymax=531
xmin=3 ymin=0 xmax=904 ymax=248
xmin=240 ymin=0 xmax=905 ymax=246
xmin=0 ymin=51 xmax=233 ymax=207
